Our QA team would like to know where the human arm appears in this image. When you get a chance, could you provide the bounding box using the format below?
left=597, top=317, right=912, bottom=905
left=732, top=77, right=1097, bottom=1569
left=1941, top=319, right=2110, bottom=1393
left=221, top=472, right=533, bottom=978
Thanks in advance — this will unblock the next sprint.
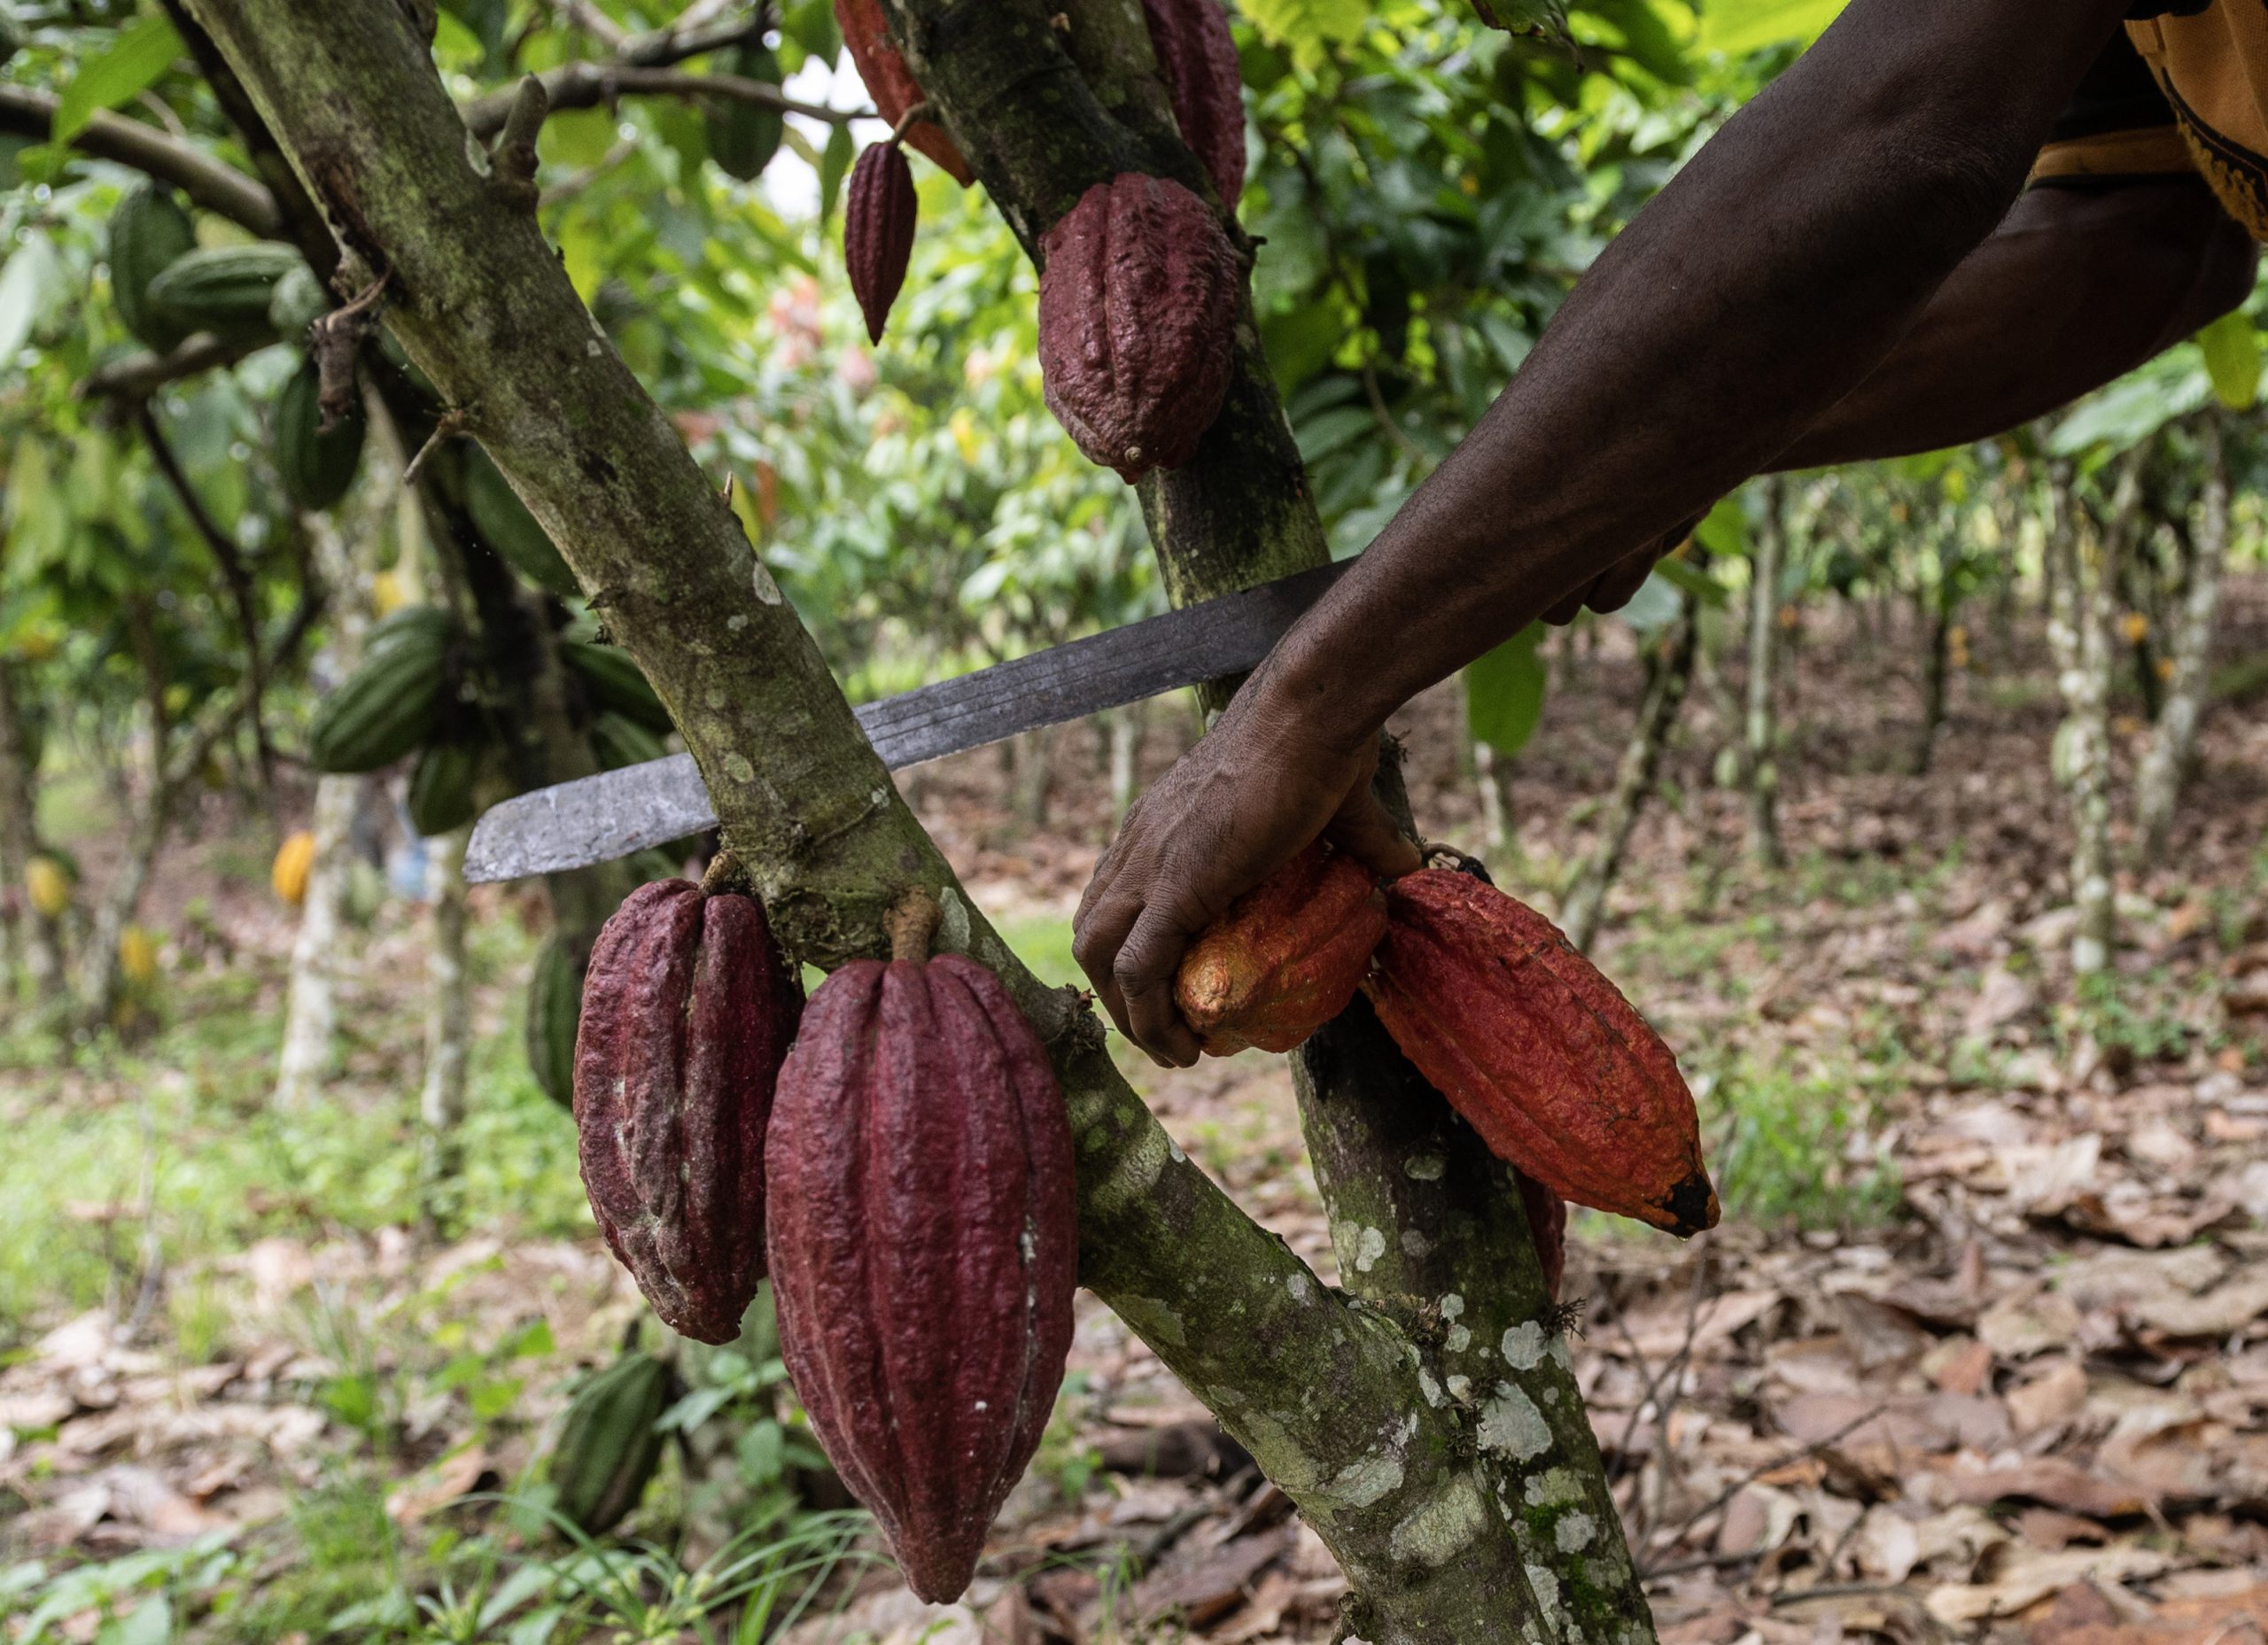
left=1077, top=0, right=2142, bottom=1063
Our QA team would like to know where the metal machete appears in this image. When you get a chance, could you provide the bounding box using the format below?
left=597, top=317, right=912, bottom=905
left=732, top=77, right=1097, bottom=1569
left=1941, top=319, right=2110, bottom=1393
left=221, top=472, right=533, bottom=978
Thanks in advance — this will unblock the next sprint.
left=462, top=557, right=1353, bottom=884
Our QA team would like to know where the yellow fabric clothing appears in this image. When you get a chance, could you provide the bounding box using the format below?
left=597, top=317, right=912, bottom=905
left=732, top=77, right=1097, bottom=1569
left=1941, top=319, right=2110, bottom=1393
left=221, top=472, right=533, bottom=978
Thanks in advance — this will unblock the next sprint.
left=2124, top=6, right=2268, bottom=237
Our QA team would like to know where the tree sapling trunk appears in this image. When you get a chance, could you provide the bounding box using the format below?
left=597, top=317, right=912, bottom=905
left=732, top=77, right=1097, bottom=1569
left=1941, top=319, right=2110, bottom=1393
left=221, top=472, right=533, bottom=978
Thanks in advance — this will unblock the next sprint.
left=2137, top=418, right=2228, bottom=857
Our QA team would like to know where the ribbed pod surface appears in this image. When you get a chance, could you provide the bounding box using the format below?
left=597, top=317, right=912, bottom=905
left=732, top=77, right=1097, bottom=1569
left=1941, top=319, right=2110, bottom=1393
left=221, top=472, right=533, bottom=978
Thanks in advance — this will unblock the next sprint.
left=575, top=880, right=803, bottom=1344
left=1175, top=842, right=1386, bottom=1056
left=1364, top=869, right=1719, bottom=1236
left=765, top=952, right=1077, bottom=1602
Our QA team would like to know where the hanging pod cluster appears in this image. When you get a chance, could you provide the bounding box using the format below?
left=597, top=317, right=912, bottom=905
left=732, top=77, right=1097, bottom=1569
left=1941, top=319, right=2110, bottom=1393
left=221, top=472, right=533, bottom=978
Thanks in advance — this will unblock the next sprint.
left=1169, top=846, right=1720, bottom=1250
left=571, top=879, right=1076, bottom=1602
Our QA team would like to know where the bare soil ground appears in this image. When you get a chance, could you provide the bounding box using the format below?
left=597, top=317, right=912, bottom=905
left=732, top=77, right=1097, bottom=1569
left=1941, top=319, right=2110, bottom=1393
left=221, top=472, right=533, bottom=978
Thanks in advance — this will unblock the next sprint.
left=4, top=578, right=2268, bottom=1643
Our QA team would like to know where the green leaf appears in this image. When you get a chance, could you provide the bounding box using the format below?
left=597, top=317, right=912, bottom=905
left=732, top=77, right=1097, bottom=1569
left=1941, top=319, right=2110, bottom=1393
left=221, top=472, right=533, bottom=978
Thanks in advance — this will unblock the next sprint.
left=431, top=8, right=485, bottom=71
left=52, top=14, right=183, bottom=147
left=0, top=234, right=65, bottom=366
left=1240, top=0, right=1367, bottom=67
left=1470, top=0, right=1568, bottom=33
left=2197, top=309, right=2260, bottom=411
left=1697, top=0, right=1845, bottom=54
left=819, top=122, right=855, bottom=228
left=1692, top=493, right=1748, bottom=559
left=1651, top=553, right=1730, bottom=607
left=1464, top=623, right=1548, bottom=756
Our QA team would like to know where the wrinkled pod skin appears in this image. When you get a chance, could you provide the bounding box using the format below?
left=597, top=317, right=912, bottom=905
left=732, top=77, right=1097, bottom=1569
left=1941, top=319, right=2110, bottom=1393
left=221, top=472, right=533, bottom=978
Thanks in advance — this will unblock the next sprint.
left=1140, top=0, right=1247, bottom=206
left=1174, top=842, right=1386, bottom=1056
left=833, top=0, right=974, bottom=185
left=574, top=880, right=804, bottom=1344
left=1363, top=869, right=1720, bottom=1236
left=846, top=141, right=918, bottom=344
left=1037, top=173, right=1240, bottom=482
left=766, top=953, right=1077, bottom=1602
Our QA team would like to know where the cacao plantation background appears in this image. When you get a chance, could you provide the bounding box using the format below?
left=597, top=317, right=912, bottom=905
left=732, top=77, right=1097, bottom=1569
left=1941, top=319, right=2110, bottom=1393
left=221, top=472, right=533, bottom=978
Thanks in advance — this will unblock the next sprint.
left=0, top=0, right=2264, bottom=1640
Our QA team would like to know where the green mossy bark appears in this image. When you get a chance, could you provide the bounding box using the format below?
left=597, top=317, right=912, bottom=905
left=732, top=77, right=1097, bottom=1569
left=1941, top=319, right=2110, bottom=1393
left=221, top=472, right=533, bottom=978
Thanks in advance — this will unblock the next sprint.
left=183, top=4, right=1655, bottom=1639
left=887, top=4, right=1657, bottom=1641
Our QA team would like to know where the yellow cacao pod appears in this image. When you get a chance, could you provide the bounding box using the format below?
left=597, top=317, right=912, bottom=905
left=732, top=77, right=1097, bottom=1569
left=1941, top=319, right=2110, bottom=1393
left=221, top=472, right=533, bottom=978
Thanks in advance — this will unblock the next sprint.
left=273, top=831, right=316, bottom=905
left=27, top=857, right=69, bottom=919
left=120, top=926, right=159, bottom=988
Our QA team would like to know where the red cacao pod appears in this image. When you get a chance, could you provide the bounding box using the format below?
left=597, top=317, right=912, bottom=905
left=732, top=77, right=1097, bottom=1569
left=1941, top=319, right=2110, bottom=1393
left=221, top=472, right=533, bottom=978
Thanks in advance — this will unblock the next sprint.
left=766, top=951, right=1077, bottom=1602
left=574, top=879, right=804, bottom=1344
left=1141, top=0, right=1246, bottom=206
left=1518, top=1169, right=1567, bottom=1302
left=846, top=142, right=918, bottom=344
left=1174, top=842, right=1385, bottom=1056
left=1363, top=869, right=1719, bottom=1237
left=834, top=0, right=974, bottom=186
left=1037, top=174, right=1239, bottom=481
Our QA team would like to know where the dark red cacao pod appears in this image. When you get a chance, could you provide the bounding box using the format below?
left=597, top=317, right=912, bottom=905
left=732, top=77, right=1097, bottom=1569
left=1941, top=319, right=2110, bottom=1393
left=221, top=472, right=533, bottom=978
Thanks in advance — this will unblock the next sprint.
left=1037, top=174, right=1239, bottom=481
left=766, top=952, right=1077, bottom=1602
left=1174, top=842, right=1385, bottom=1056
left=846, top=142, right=918, bottom=344
left=1141, top=0, right=1246, bottom=206
left=834, top=0, right=974, bottom=186
left=1363, top=869, right=1719, bottom=1237
left=1517, top=1169, right=1567, bottom=1302
left=574, top=880, right=804, bottom=1344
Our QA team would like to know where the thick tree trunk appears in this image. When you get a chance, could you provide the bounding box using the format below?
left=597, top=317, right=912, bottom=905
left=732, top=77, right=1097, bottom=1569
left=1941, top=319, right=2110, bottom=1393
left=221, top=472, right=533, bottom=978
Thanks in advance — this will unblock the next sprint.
left=185, top=7, right=1658, bottom=1640
left=417, top=826, right=471, bottom=1237
left=1744, top=482, right=1785, bottom=865
left=2136, top=419, right=2227, bottom=857
left=1560, top=612, right=1699, bottom=952
left=2046, top=460, right=2139, bottom=980
left=0, top=664, right=63, bottom=1002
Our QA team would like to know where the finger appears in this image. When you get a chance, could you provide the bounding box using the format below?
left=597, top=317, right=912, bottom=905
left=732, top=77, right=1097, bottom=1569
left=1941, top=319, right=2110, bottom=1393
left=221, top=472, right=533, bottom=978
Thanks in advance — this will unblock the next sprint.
left=1586, top=552, right=1658, bottom=616
left=1327, top=785, right=1423, bottom=881
left=1115, top=905, right=1203, bottom=1067
left=1073, top=892, right=1143, bottom=1037
left=1542, top=578, right=1597, bottom=627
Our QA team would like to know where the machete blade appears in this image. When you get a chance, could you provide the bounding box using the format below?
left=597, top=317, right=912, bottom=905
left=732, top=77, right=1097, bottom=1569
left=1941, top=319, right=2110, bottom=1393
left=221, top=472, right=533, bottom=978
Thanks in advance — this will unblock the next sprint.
left=462, top=558, right=1351, bottom=884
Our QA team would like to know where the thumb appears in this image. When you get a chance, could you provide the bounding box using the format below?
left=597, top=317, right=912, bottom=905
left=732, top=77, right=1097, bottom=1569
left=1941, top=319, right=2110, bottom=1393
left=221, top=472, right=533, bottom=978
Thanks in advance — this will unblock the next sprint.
left=1326, top=780, right=1423, bottom=882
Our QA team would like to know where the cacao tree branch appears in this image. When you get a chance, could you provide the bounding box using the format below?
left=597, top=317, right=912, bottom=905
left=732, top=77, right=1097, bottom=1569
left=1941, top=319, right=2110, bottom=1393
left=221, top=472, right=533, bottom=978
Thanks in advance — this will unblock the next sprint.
left=885, top=4, right=1656, bottom=1641
left=459, top=64, right=864, bottom=140
left=172, top=19, right=1503, bottom=1624
left=0, top=86, right=282, bottom=234
left=80, top=332, right=260, bottom=402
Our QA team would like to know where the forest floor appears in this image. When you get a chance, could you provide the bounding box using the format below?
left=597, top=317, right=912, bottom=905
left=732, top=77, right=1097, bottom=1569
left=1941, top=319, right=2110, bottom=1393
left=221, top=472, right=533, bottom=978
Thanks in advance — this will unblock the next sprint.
left=4, top=578, right=2268, bottom=1644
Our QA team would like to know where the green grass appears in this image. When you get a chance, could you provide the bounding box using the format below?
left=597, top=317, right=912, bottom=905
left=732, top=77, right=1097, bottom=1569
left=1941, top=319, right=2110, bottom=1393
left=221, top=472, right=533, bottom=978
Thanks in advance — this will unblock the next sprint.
left=1697, top=1052, right=1904, bottom=1232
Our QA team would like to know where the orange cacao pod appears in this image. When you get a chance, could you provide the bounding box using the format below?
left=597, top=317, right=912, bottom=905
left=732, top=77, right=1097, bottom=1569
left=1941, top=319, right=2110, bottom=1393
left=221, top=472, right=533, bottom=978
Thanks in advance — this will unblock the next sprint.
left=766, top=951, right=1077, bottom=1602
left=1174, top=842, right=1385, bottom=1056
left=1037, top=174, right=1239, bottom=481
left=847, top=142, right=918, bottom=344
left=1363, top=869, right=1718, bottom=1236
left=834, top=0, right=974, bottom=185
left=575, top=880, right=804, bottom=1344
left=1141, top=0, right=1246, bottom=206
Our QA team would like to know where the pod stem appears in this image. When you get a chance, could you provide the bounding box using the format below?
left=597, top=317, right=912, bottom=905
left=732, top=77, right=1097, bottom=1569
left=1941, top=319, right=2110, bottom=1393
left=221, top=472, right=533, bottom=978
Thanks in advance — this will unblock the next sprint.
left=699, top=850, right=747, bottom=896
left=884, top=887, right=942, bottom=964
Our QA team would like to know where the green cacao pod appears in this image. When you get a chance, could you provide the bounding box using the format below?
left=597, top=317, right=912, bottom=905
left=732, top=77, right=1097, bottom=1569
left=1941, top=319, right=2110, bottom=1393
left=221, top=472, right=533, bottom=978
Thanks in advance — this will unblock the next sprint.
left=561, top=641, right=671, bottom=734
left=407, top=737, right=483, bottom=837
left=308, top=607, right=454, bottom=775
left=463, top=449, right=579, bottom=598
left=526, top=934, right=583, bottom=1110
left=578, top=880, right=804, bottom=1342
left=107, top=183, right=197, bottom=353
left=707, top=46, right=785, bottom=181
left=268, top=262, right=330, bottom=339
left=275, top=360, right=366, bottom=512
left=144, top=244, right=300, bottom=338
left=591, top=710, right=667, bottom=772
left=767, top=926, right=1076, bottom=1602
left=548, top=1350, right=670, bottom=1535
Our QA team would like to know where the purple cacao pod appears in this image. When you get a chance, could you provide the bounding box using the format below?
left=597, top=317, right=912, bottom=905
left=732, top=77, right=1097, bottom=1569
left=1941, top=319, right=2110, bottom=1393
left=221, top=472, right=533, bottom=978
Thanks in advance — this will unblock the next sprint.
left=847, top=142, right=918, bottom=345
left=765, top=951, right=1077, bottom=1602
left=1037, top=173, right=1239, bottom=482
left=1141, top=0, right=1246, bottom=206
left=574, top=879, right=804, bottom=1345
